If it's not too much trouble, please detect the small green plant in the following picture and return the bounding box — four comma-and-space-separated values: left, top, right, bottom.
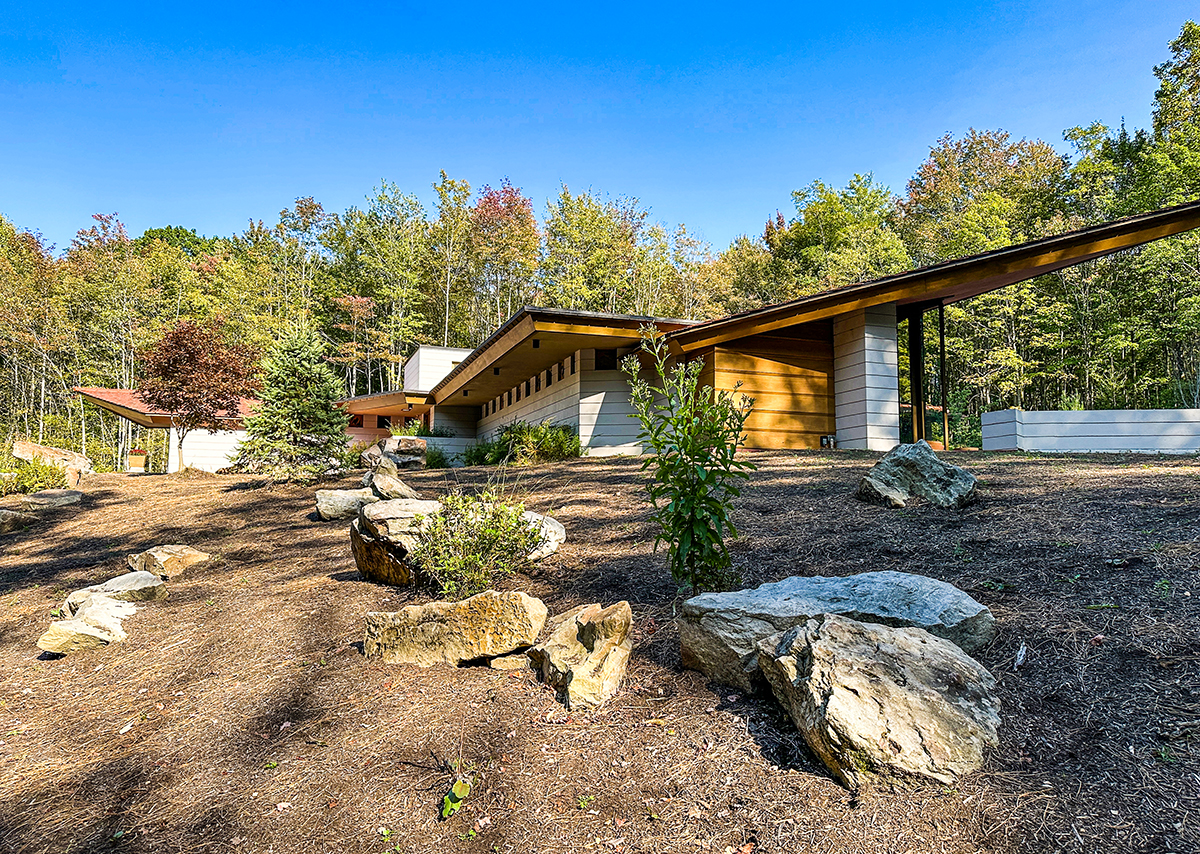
1153, 745, 1177, 764
391, 422, 456, 438
263, 760, 278, 770
425, 445, 452, 469
577, 794, 595, 809
1154, 578, 1172, 599
463, 421, 581, 467
622, 328, 755, 594
441, 776, 472, 819
0, 454, 67, 496
409, 489, 544, 598
49, 608, 63, 618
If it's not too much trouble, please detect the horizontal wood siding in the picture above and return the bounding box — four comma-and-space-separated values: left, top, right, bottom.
477, 353, 582, 440
714, 325, 835, 450
168, 428, 247, 473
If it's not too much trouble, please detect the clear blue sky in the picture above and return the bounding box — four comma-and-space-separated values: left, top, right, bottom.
0, 1, 1195, 253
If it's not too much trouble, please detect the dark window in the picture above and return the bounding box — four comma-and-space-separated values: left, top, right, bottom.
525, 380, 531, 396
499, 395, 504, 411
377, 415, 391, 430
535, 374, 541, 392
595, 349, 618, 370
516, 385, 521, 402
348, 414, 363, 429
571, 353, 576, 374
492, 399, 497, 414
507, 390, 512, 406
558, 361, 565, 381
546, 368, 553, 387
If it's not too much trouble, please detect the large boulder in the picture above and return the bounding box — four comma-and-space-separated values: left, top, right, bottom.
359, 499, 442, 545
20, 489, 83, 512
757, 615, 1000, 788
64, 570, 168, 616
678, 571, 996, 690
378, 436, 427, 472
855, 440, 977, 509
13, 439, 92, 488
364, 590, 548, 666
0, 509, 36, 534
316, 487, 380, 521
126, 544, 210, 579
362, 470, 420, 500
528, 602, 632, 710
350, 518, 415, 585
37, 594, 137, 654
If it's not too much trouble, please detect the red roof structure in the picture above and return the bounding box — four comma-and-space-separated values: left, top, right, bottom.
74, 387, 257, 428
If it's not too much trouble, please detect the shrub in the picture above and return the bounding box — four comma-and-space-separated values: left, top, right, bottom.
0, 455, 67, 496
621, 328, 756, 594
391, 422, 456, 438
425, 445, 452, 469
462, 421, 581, 467
409, 490, 544, 598
338, 439, 374, 471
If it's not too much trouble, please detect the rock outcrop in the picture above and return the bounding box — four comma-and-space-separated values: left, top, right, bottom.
350, 518, 416, 585
13, 439, 92, 488
528, 602, 632, 709
126, 544, 210, 579
362, 470, 420, 500
364, 590, 548, 666
316, 487, 381, 521
0, 509, 36, 534
19, 489, 83, 511
678, 571, 996, 690
854, 440, 977, 509
757, 614, 1001, 788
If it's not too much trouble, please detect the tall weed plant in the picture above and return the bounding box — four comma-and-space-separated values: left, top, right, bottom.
622, 329, 755, 594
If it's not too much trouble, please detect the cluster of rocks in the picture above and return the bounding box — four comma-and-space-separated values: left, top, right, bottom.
315, 436, 427, 521
364, 590, 631, 710
0, 489, 84, 535
13, 439, 93, 489
855, 440, 977, 509
679, 570, 1000, 788
350, 498, 566, 586
36, 545, 209, 655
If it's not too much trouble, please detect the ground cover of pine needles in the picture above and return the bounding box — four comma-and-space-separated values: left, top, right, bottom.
0, 451, 1197, 854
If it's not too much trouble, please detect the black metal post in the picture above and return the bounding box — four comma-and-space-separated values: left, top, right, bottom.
939, 303, 950, 450
909, 310, 926, 443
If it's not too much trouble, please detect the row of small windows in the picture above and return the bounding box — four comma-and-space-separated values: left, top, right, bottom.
481, 350, 623, 418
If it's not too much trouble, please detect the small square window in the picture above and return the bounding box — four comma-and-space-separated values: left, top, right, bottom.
595, 349, 618, 370
377, 415, 391, 429
348, 414, 363, 429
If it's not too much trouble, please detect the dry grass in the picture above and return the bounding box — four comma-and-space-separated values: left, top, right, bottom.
0, 451, 1197, 853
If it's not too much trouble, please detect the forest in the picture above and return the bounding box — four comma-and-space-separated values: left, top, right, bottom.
2, 22, 1198, 469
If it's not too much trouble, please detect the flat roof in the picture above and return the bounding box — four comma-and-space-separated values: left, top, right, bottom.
74, 387, 255, 428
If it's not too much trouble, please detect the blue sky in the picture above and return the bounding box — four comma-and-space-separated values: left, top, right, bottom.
0, 1, 1195, 253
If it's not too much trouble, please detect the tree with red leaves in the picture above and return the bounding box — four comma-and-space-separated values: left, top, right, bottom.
138, 319, 258, 467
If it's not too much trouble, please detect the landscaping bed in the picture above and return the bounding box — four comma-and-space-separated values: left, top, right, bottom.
0, 451, 1197, 854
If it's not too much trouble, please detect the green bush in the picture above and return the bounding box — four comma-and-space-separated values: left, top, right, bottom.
409, 490, 544, 598
463, 421, 581, 467
622, 328, 756, 594
0, 454, 67, 496
391, 422, 456, 438
425, 445, 452, 469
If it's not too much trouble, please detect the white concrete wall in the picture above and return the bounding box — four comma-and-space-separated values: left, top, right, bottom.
477, 353, 581, 441
833, 304, 900, 451
403, 345, 474, 392
429, 404, 478, 441
982, 408, 1200, 453
167, 428, 246, 473
578, 348, 643, 456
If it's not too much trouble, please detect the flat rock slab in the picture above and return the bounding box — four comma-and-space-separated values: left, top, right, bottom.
678, 570, 996, 690
364, 590, 547, 667
758, 614, 1001, 788
127, 544, 210, 579
72, 594, 137, 641
855, 440, 977, 509
20, 489, 83, 511
0, 509, 36, 534
37, 618, 115, 654
316, 488, 380, 521
65, 570, 168, 615
528, 602, 632, 709
359, 499, 443, 542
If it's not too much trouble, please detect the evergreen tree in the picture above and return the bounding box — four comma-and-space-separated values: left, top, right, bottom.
234, 321, 349, 479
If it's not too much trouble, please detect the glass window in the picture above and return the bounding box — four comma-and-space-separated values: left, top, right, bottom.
376, 414, 391, 429
595, 349, 618, 370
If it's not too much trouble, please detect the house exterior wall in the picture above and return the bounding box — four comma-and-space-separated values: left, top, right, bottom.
578, 348, 643, 455
477, 352, 582, 441
832, 304, 900, 451
167, 428, 246, 473
981, 408, 1200, 453
403, 345, 474, 392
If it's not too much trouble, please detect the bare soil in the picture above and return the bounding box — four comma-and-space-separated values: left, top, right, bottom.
0, 450, 1198, 854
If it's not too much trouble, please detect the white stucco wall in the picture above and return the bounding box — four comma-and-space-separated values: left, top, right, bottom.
982, 408, 1200, 453
403, 345, 474, 392
832, 304, 900, 451
167, 428, 246, 473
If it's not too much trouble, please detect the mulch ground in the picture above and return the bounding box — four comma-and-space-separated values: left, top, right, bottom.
0, 450, 1198, 854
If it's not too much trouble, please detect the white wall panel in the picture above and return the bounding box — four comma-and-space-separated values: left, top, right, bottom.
982, 409, 1200, 453
167, 428, 246, 473
832, 304, 899, 450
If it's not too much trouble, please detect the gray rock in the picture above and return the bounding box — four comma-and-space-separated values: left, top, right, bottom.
377, 436, 426, 473
316, 487, 380, 521
64, 570, 168, 616
0, 509, 36, 534
678, 571, 996, 690
126, 544, 210, 579
523, 511, 566, 561
359, 499, 442, 544
20, 489, 83, 511
363, 470, 421, 500
758, 614, 1000, 788
528, 602, 632, 709
855, 440, 977, 509
364, 590, 547, 666
350, 518, 415, 586
359, 443, 384, 469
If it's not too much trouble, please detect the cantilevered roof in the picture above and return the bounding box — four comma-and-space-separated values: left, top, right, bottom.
668, 199, 1200, 351
428, 307, 697, 404
338, 389, 433, 417
74, 387, 255, 428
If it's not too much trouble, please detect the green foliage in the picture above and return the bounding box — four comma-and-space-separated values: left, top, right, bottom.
440, 777, 472, 820
234, 320, 350, 481
622, 329, 755, 594
390, 422, 455, 438
409, 489, 543, 599
463, 421, 581, 467
424, 445, 451, 469
0, 454, 66, 495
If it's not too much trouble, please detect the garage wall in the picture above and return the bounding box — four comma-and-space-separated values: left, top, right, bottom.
832, 304, 900, 451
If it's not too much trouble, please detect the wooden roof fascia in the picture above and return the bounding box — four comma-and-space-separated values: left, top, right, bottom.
76, 392, 173, 429
669, 200, 1200, 352
431, 314, 538, 404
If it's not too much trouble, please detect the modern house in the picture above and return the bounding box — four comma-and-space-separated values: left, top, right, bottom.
79, 199, 1200, 469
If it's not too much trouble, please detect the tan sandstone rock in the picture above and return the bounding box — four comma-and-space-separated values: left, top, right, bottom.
528, 601, 632, 709
364, 590, 548, 667
64, 571, 168, 616
127, 544, 210, 579
349, 518, 415, 586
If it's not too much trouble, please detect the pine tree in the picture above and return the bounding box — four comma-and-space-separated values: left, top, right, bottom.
234, 321, 349, 479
